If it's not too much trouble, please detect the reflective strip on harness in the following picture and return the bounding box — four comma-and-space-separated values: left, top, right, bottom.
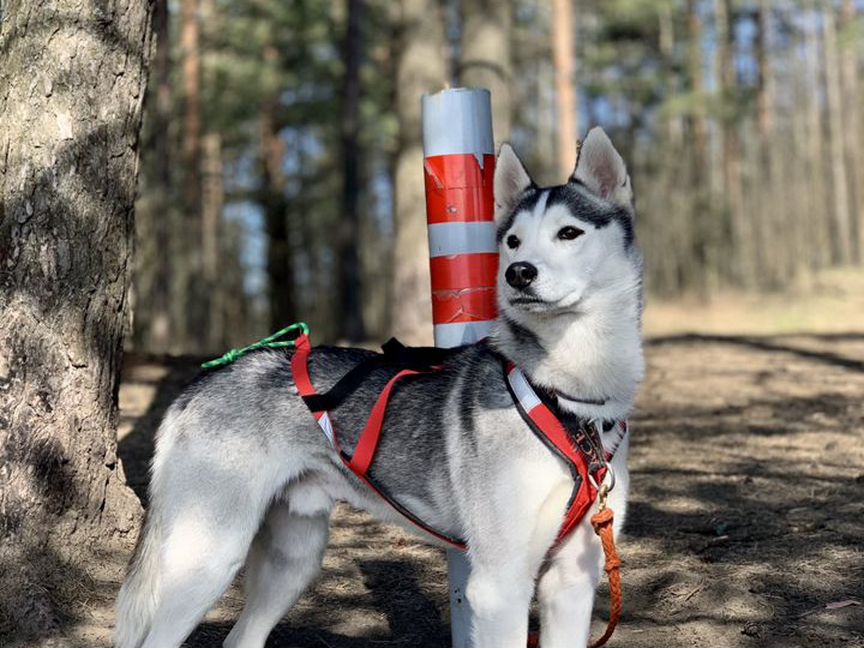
506, 364, 610, 550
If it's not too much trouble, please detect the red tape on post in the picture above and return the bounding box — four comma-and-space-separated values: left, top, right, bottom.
432, 289, 498, 324
429, 253, 499, 293
424, 154, 495, 224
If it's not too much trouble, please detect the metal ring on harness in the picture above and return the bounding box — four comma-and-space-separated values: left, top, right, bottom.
588, 462, 616, 494
586, 418, 616, 494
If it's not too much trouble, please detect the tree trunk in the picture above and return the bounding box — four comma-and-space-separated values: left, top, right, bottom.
260, 77, 296, 332
822, 4, 853, 265
751, 0, 776, 285
0, 0, 153, 640
686, 0, 711, 292
839, 0, 862, 263
714, 0, 749, 286
687, 0, 707, 169
181, 0, 204, 346
337, 0, 367, 342
552, 0, 578, 179
756, 0, 774, 145
201, 132, 224, 350
460, 0, 512, 143
390, 0, 447, 345
804, 0, 830, 270
148, 0, 174, 351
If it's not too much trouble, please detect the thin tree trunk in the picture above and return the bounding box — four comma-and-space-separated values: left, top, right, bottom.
149, 0, 174, 351
840, 0, 862, 263
552, 0, 578, 179
822, 4, 853, 265
181, 0, 202, 215
337, 0, 366, 342
181, 0, 203, 346
390, 0, 446, 345
715, 0, 749, 286
657, 3, 686, 292
0, 0, 153, 639
804, 0, 830, 270
686, 0, 710, 293
460, 0, 513, 143
756, 0, 774, 146
687, 0, 707, 169
260, 66, 296, 332
201, 132, 224, 350
752, 0, 777, 285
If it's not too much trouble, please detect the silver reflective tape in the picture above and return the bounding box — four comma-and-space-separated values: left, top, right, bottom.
422, 88, 494, 164
433, 321, 495, 348
507, 366, 542, 412
317, 412, 335, 447
427, 222, 498, 258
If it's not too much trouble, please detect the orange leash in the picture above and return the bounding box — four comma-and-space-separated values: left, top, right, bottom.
587, 504, 622, 648
526, 496, 622, 648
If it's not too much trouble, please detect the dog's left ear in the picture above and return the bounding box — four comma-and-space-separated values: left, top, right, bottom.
494, 143, 533, 224
572, 127, 633, 210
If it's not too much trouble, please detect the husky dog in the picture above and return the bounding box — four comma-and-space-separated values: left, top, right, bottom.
115, 127, 644, 648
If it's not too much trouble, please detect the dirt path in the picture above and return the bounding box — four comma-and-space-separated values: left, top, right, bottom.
52, 334, 864, 647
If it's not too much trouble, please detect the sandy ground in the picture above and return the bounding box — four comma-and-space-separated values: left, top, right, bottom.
36, 325, 864, 648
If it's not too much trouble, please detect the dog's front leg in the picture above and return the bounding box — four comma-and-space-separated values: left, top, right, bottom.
536, 520, 603, 648
466, 557, 534, 648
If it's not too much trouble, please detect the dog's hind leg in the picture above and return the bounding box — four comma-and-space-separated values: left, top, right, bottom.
223, 487, 332, 648
136, 474, 275, 648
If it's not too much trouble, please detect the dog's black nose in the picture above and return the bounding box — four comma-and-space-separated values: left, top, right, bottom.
505, 262, 538, 289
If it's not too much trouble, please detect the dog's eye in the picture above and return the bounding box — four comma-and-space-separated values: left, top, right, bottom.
506, 234, 520, 249
557, 226, 584, 241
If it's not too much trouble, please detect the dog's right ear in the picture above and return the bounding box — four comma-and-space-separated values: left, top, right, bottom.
494, 143, 532, 224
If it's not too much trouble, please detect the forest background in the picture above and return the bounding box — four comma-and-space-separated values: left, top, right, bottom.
132, 0, 864, 355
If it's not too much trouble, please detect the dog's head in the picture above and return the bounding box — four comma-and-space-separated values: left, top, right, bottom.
494, 127, 641, 321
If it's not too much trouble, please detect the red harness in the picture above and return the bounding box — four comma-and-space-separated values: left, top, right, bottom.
291, 332, 625, 553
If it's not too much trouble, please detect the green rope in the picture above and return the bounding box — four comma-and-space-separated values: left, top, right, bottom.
200, 322, 310, 370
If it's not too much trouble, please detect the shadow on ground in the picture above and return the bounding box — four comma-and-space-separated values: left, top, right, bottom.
107, 333, 864, 648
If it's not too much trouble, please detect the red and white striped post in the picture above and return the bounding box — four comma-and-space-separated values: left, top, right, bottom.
421, 87, 497, 647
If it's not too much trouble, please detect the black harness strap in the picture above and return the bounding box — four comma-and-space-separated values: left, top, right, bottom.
302, 339, 456, 413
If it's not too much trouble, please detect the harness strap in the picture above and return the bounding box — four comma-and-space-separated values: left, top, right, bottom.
302, 338, 452, 413
348, 368, 419, 474
292, 333, 466, 549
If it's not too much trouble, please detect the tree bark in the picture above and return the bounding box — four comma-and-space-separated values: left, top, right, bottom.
390, 0, 446, 345
460, 0, 512, 143
0, 0, 153, 640
337, 0, 367, 342
552, 0, 578, 179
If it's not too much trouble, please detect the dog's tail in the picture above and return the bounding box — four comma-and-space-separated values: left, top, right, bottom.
114, 510, 162, 648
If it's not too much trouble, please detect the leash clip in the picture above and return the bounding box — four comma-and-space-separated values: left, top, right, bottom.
586, 418, 616, 496
589, 463, 616, 498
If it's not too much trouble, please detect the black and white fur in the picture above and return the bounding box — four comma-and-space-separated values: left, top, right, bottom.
115, 127, 645, 648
